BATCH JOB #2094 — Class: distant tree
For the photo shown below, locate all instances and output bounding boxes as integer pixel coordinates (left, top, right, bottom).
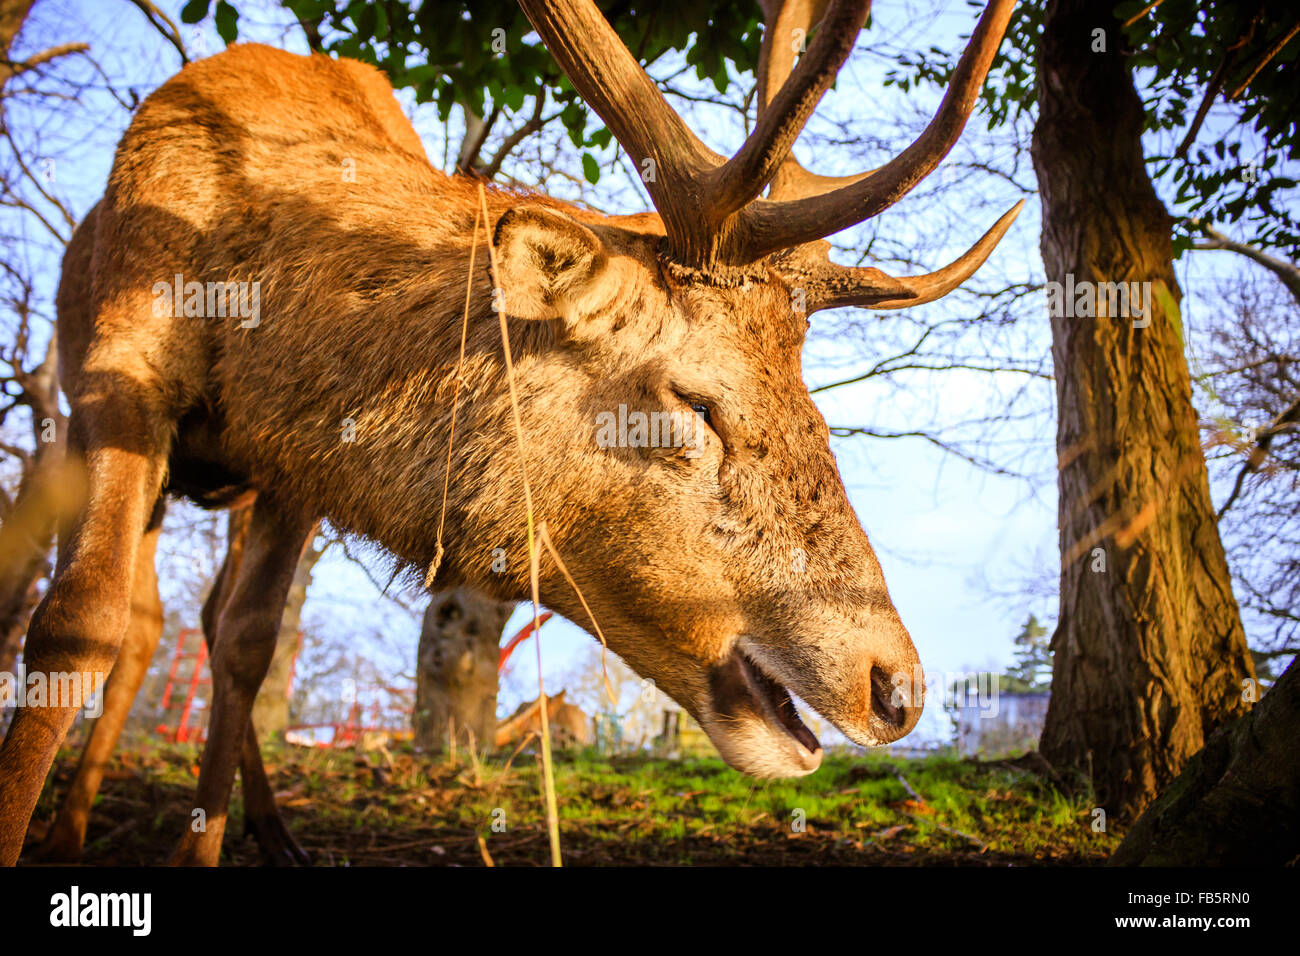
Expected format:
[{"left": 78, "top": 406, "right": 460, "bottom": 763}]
[
  {"left": 413, "top": 588, "right": 513, "bottom": 754},
  {"left": 946, "top": 614, "right": 1052, "bottom": 702},
  {"left": 945, "top": 615, "right": 1052, "bottom": 757},
  {"left": 1004, "top": 614, "right": 1052, "bottom": 693}
]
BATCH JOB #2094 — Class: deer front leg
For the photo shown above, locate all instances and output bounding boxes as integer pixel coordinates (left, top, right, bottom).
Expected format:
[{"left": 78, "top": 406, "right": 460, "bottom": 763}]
[
  {"left": 34, "top": 497, "right": 167, "bottom": 862},
  {"left": 0, "top": 396, "right": 171, "bottom": 866},
  {"left": 196, "top": 504, "right": 311, "bottom": 865},
  {"left": 238, "top": 722, "right": 310, "bottom": 865},
  {"left": 169, "top": 496, "right": 312, "bottom": 866}
]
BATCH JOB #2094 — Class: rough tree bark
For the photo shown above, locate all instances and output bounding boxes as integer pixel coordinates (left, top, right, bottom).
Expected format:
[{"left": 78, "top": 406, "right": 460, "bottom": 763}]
[
  {"left": 250, "top": 533, "right": 322, "bottom": 741},
  {"left": 1032, "top": 0, "right": 1254, "bottom": 821},
  {"left": 0, "top": 0, "right": 51, "bottom": 676},
  {"left": 1111, "top": 659, "right": 1298, "bottom": 866},
  {"left": 413, "top": 588, "right": 512, "bottom": 753},
  {"left": 0, "top": 334, "right": 64, "bottom": 676}
]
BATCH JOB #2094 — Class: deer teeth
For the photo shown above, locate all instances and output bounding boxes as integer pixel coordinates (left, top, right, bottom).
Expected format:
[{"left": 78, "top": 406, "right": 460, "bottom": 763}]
[{"left": 736, "top": 649, "right": 821, "bottom": 755}]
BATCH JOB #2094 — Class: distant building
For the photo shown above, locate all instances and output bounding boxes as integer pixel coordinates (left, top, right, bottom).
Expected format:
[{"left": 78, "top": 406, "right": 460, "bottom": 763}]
[{"left": 952, "top": 691, "right": 1050, "bottom": 757}]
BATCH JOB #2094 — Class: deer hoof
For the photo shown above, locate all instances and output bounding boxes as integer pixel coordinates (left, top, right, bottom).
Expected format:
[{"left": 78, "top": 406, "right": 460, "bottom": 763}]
[
  {"left": 246, "top": 814, "right": 310, "bottom": 866},
  {"left": 31, "top": 826, "right": 85, "bottom": 864}
]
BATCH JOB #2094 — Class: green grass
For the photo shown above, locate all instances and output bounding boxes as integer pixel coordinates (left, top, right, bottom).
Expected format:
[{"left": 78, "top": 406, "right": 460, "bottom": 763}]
[{"left": 30, "top": 740, "right": 1119, "bottom": 866}]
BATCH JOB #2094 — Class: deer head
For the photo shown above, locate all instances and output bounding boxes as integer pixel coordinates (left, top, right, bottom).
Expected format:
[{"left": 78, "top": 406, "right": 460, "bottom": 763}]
[{"left": 434, "top": 0, "right": 1020, "bottom": 777}]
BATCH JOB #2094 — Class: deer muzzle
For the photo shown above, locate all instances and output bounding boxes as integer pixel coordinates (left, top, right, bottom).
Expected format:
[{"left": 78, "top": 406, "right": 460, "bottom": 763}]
[{"left": 698, "top": 624, "right": 924, "bottom": 778}]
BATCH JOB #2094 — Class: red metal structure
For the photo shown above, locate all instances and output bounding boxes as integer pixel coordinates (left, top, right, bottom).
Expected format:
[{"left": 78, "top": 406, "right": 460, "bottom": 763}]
[
  {"left": 155, "top": 629, "right": 305, "bottom": 744},
  {"left": 284, "top": 679, "right": 415, "bottom": 748},
  {"left": 498, "top": 612, "right": 553, "bottom": 672},
  {"left": 155, "top": 628, "right": 209, "bottom": 743}
]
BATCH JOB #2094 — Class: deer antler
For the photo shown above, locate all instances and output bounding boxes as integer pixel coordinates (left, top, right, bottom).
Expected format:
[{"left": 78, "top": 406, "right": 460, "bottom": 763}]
[
  {"left": 517, "top": 0, "right": 1022, "bottom": 301},
  {"left": 772, "top": 201, "right": 1025, "bottom": 310},
  {"left": 519, "top": 0, "right": 874, "bottom": 268},
  {"left": 756, "top": 0, "right": 875, "bottom": 201},
  {"left": 754, "top": 0, "right": 1023, "bottom": 310}
]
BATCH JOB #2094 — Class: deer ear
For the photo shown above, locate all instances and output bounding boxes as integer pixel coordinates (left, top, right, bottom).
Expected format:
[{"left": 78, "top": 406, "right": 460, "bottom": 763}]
[{"left": 492, "top": 206, "right": 611, "bottom": 321}]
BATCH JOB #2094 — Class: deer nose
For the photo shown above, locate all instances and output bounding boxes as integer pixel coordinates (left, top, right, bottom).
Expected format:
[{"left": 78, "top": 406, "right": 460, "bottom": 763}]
[{"left": 868, "top": 660, "right": 924, "bottom": 743}]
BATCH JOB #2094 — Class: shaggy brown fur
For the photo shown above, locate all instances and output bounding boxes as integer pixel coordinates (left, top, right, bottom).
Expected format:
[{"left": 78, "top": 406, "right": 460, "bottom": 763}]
[
  {"left": 34, "top": 207, "right": 299, "bottom": 862},
  {"left": 0, "top": 44, "right": 922, "bottom": 865}
]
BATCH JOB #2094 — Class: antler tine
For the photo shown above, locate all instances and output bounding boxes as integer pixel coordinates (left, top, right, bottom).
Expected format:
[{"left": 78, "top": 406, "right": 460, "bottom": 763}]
[
  {"left": 518, "top": 0, "right": 1018, "bottom": 281},
  {"left": 756, "top": 0, "right": 1023, "bottom": 312},
  {"left": 519, "top": 0, "right": 873, "bottom": 268},
  {"left": 779, "top": 199, "right": 1025, "bottom": 312},
  {"left": 515, "top": 0, "right": 726, "bottom": 257},
  {"left": 873, "top": 199, "right": 1025, "bottom": 308},
  {"left": 743, "top": 0, "right": 1017, "bottom": 259},
  {"left": 706, "top": 0, "right": 872, "bottom": 221},
  {"left": 757, "top": 0, "right": 875, "bottom": 201}
]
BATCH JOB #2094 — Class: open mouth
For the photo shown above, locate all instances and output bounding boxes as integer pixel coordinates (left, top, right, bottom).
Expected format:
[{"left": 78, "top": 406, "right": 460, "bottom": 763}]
[{"left": 709, "top": 645, "right": 822, "bottom": 757}]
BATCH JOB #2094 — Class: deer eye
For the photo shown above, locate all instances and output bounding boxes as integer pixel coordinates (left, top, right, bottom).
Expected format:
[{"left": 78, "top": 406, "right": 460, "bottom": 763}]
[{"left": 671, "top": 387, "right": 715, "bottom": 433}]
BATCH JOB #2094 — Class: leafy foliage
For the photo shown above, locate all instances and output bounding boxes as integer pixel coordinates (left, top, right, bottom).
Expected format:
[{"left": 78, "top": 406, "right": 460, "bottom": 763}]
[
  {"left": 1005, "top": 613, "right": 1052, "bottom": 693},
  {"left": 885, "top": 0, "right": 1300, "bottom": 258}
]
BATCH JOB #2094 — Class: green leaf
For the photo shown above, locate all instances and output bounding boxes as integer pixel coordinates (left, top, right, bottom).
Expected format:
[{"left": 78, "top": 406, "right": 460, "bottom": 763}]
[
  {"left": 503, "top": 83, "right": 526, "bottom": 112},
  {"left": 180, "top": 0, "right": 209, "bottom": 25},
  {"left": 581, "top": 152, "right": 600, "bottom": 185},
  {"left": 214, "top": 1, "right": 239, "bottom": 44},
  {"left": 402, "top": 64, "right": 438, "bottom": 86},
  {"left": 355, "top": 3, "right": 377, "bottom": 41}
]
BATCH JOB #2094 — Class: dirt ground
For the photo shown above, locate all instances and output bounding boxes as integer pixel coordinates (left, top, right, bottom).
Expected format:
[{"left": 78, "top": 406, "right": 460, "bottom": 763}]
[{"left": 23, "top": 741, "right": 1118, "bottom": 866}]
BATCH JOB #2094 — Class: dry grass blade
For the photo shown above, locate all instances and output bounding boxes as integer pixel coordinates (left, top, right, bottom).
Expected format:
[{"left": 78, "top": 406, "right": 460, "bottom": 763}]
[
  {"left": 536, "top": 521, "right": 616, "bottom": 705},
  {"left": 501, "top": 730, "right": 538, "bottom": 777},
  {"left": 425, "top": 201, "right": 483, "bottom": 588},
  {"left": 476, "top": 183, "right": 562, "bottom": 868}
]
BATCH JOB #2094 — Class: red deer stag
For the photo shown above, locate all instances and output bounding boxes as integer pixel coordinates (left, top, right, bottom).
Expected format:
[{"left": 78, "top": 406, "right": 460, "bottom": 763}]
[{"left": 0, "top": 0, "right": 1019, "bottom": 865}]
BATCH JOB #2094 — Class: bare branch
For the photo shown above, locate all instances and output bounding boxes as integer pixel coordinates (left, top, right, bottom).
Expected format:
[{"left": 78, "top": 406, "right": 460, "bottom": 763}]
[
  {"left": 1216, "top": 393, "right": 1300, "bottom": 518},
  {"left": 455, "top": 103, "right": 501, "bottom": 175},
  {"left": 1194, "top": 224, "right": 1300, "bottom": 307},
  {"left": 0, "top": 41, "right": 88, "bottom": 83},
  {"left": 127, "top": 0, "right": 189, "bottom": 66},
  {"left": 481, "top": 91, "right": 553, "bottom": 181}
]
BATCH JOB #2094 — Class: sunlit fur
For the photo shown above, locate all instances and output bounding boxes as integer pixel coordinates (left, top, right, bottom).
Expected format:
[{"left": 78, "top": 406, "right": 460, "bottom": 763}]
[{"left": 64, "top": 43, "right": 923, "bottom": 778}]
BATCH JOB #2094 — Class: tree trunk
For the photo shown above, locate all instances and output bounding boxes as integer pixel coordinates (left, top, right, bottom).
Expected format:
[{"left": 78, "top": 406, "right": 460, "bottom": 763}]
[
  {"left": 250, "top": 532, "right": 322, "bottom": 741},
  {"left": 1032, "top": 0, "right": 1254, "bottom": 821},
  {"left": 0, "top": 333, "right": 64, "bottom": 675},
  {"left": 0, "top": 2, "right": 55, "bottom": 672},
  {"left": 413, "top": 588, "right": 512, "bottom": 754},
  {"left": 1111, "top": 659, "right": 1298, "bottom": 866}
]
